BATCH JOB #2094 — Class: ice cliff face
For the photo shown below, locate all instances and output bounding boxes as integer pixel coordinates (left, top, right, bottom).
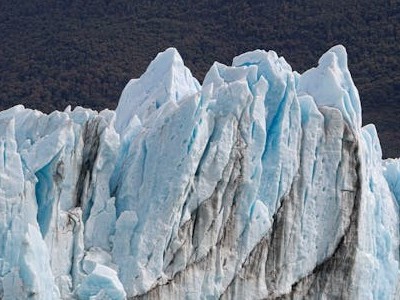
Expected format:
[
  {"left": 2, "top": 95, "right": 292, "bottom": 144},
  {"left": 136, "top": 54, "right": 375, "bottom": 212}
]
[{"left": 0, "top": 46, "right": 399, "bottom": 299}]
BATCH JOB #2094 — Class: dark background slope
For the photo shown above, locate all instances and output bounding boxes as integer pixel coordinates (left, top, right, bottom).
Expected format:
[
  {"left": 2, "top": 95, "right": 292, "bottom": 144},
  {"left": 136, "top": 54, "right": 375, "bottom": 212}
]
[{"left": 0, "top": 0, "right": 399, "bottom": 157}]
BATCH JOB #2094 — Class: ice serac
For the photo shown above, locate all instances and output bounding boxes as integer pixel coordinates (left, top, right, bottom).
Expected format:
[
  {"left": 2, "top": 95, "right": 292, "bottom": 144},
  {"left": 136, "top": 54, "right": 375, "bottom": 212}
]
[
  {"left": 115, "top": 47, "right": 200, "bottom": 133},
  {"left": 0, "top": 46, "right": 399, "bottom": 299}
]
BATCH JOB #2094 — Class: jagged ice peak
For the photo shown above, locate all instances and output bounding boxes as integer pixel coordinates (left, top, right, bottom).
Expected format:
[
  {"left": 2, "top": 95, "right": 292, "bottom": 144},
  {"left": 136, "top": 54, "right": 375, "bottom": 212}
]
[{"left": 0, "top": 45, "right": 398, "bottom": 299}]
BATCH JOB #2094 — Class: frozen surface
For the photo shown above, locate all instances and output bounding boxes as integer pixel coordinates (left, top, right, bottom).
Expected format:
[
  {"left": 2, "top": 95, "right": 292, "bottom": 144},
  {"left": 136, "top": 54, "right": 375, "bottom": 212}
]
[{"left": 0, "top": 46, "right": 398, "bottom": 299}]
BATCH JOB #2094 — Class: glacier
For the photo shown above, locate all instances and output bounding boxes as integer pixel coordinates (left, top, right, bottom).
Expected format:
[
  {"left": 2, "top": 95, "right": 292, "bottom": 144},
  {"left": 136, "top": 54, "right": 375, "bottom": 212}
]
[{"left": 0, "top": 45, "right": 399, "bottom": 299}]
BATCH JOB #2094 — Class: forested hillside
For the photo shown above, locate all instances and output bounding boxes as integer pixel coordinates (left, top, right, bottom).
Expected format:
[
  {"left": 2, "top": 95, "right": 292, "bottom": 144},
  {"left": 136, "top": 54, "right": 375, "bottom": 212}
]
[{"left": 0, "top": 0, "right": 399, "bottom": 157}]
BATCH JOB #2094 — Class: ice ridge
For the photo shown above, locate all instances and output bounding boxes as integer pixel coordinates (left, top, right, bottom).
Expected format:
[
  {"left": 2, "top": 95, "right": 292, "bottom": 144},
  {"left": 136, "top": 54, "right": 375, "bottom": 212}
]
[{"left": 0, "top": 46, "right": 398, "bottom": 299}]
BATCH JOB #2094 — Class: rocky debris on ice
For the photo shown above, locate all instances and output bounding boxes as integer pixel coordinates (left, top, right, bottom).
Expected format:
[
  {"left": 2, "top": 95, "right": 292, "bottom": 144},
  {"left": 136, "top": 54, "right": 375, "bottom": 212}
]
[{"left": 0, "top": 46, "right": 399, "bottom": 299}]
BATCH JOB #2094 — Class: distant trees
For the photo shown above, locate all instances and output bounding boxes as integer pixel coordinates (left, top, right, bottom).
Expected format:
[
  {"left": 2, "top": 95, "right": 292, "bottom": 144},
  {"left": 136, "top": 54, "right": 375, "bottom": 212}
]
[{"left": 0, "top": 0, "right": 399, "bottom": 156}]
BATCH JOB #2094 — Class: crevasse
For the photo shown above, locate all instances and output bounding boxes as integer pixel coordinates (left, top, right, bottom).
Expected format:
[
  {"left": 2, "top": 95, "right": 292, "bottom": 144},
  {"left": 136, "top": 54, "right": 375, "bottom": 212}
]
[{"left": 0, "top": 46, "right": 398, "bottom": 299}]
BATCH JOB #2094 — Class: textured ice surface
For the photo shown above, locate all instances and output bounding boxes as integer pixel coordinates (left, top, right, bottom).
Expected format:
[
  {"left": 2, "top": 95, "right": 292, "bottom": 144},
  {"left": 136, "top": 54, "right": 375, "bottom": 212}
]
[{"left": 0, "top": 46, "right": 399, "bottom": 299}]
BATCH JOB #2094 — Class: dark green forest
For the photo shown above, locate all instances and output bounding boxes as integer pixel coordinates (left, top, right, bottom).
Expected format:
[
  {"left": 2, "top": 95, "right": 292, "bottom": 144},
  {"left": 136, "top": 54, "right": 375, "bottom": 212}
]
[{"left": 0, "top": 0, "right": 399, "bottom": 157}]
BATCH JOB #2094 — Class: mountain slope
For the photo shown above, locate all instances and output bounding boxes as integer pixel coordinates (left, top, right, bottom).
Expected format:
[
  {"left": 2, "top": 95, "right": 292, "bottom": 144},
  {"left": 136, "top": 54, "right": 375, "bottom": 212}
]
[{"left": 0, "top": 0, "right": 399, "bottom": 157}]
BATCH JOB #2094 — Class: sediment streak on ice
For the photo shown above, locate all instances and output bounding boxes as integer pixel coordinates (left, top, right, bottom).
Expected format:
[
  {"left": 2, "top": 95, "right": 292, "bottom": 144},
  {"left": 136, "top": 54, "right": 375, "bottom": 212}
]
[{"left": 0, "top": 46, "right": 398, "bottom": 299}]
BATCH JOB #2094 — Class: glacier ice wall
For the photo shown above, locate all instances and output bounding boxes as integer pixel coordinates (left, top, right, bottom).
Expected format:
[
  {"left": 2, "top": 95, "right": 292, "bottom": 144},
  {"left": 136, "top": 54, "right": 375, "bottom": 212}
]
[{"left": 0, "top": 46, "right": 399, "bottom": 299}]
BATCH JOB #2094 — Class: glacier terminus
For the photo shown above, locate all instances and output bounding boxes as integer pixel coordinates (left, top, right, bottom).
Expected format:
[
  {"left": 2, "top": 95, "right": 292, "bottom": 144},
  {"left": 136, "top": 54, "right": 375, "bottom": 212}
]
[{"left": 0, "top": 45, "right": 399, "bottom": 299}]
